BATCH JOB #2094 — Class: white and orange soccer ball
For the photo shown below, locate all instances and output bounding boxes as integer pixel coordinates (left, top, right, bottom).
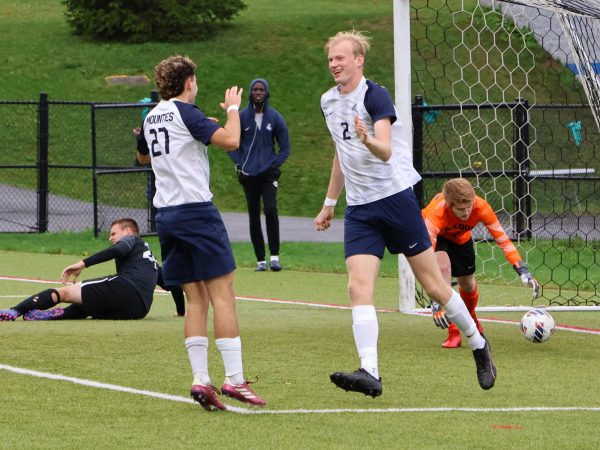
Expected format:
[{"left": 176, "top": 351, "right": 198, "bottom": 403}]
[{"left": 520, "top": 308, "right": 555, "bottom": 343}]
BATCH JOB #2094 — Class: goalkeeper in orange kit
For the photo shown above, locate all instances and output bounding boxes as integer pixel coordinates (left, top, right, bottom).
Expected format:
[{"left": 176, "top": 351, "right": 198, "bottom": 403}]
[{"left": 421, "top": 178, "right": 539, "bottom": 348}]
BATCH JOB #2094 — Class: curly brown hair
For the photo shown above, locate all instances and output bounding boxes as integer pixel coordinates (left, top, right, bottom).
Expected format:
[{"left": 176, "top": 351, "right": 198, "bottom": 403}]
[{"left": 154, "top": 55, "right": 196, "bottom": 100}]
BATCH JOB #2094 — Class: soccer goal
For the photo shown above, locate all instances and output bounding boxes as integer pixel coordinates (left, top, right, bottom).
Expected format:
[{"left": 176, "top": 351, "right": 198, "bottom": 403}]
[{"left": 395, "top": 0, "right": 600, "bottom": 312}]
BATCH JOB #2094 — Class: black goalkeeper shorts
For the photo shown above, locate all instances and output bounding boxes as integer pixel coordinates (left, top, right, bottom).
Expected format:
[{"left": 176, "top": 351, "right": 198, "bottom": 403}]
[{"left": 435, "top": 236, "right": 476, "bottom": 277}]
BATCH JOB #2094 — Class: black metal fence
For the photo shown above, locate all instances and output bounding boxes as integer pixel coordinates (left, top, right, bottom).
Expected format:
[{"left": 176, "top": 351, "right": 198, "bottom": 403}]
[
  {"left": 0, "top": 92, "right": 158, "bottom": 235},
  {"left": 92, "top": 98, "right": 159, "bottom": 235}
]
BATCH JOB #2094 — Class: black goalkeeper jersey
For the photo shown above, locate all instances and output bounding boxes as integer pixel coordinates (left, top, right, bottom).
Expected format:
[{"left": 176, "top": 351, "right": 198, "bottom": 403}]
[{"left": 82, "top": 235, "right": 158, "bottom": 310}]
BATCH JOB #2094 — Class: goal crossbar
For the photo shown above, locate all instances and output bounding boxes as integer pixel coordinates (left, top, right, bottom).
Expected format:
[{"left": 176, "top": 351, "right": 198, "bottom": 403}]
[{"left": 500, "top": 0, "right": 600, "bottom": 19}]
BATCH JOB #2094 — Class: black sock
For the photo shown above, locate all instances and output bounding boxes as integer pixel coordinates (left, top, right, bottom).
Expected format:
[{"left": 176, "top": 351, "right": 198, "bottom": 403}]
[
  {"left": 170, "top": 286, "right": 186, "bottom": 316},
  {"left": 12, "top": 289, "right": 60, "bottom": 314}
]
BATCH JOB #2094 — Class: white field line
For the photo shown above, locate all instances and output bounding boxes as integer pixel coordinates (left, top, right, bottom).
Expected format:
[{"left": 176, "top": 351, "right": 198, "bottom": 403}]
[
  {"left": 1, "top": 363, "right": 599, "bottom": 415},
  {"left": 2, "top": 275, "right": 599, "bottom": 334}
]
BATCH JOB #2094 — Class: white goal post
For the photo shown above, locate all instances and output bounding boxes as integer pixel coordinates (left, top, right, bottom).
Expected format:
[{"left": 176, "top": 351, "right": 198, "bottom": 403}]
[
  {"left": 394, "top": 0, "right": 600, "bottom": 312},
  {"left": 393, "top": 0, "right": 416, "bottom": 313}
]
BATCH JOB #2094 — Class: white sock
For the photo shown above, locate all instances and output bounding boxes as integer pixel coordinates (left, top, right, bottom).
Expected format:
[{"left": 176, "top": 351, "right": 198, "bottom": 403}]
[
  {"left": 185, "top": 336, "right": 211, "bottom": 385},
  {"left": 270, "top": 255, "right": 279, "bottom": 262},
  {"left": 216, "top": 337, "right": 244, "bottom": 385},
  {"left": 352, "top": 305, "right": 379, "bottom": 379},
  {"left": 443, "top": 291, "right": 485, "bottom": 350}
]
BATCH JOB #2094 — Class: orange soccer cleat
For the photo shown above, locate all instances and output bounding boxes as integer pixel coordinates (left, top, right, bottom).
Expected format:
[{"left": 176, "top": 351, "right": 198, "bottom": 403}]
[{"left": 442, "top": 323, "right": 462, "bottom": 348}]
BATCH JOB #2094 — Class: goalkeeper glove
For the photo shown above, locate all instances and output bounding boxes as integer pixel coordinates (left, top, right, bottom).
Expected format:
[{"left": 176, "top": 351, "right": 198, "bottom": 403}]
[
  {"left": 431, "top": 301, "right": 451, "bottom": 329},
  {"left": 513, "top": 261, "right": 540, "bottom": 299}
]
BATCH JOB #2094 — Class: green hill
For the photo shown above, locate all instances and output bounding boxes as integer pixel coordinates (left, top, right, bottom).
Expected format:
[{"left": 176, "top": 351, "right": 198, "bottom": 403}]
[{"left": 0, "top": 0, "right": 397, "bottom": 216}]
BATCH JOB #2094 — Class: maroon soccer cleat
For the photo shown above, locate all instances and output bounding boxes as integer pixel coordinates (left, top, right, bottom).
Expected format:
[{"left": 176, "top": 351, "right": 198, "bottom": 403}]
[
  {"left": 221, "top": 379, "right": 266, "bottom": 407},
  {"left": 190, "top": 384, "right": 226, "bottom": 411}
]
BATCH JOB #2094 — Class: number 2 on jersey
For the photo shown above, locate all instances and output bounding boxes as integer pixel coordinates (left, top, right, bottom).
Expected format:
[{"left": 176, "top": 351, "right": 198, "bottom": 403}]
[
  {"left": 340, "top": 122, "right": 352, "bottom": 141},
  {"left": 149, "top": 127, "right": 170, "bottom": 157}
]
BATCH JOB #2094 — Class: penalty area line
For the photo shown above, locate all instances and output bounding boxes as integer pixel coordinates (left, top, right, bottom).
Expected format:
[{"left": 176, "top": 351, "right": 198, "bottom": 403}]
[{"left": 1, "top": 364, "right": 599, "bottom": 415}]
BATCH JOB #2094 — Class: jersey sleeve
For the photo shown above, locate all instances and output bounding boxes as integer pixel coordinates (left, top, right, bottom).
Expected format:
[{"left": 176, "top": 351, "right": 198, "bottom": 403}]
[
  {"left": 364, "top": 81, "right": 397, "bottom": 125},
  {"left": 83, "top": 236, "right": 135, "bottom": 267},
  {"left": 479, "top": 200, "right": 522, "bottom": 265},
  {"left": 176, "top": 103, "right": 221, "bottom": 146}
]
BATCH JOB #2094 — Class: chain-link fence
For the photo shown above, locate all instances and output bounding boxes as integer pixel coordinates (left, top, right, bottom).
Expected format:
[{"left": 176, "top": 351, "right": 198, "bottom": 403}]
[
  {"left": 410, "top": 0, "right": 600, "bottom": 306},
  {"left": 0, "top": 93, "right": 157, "bottom": 234}
]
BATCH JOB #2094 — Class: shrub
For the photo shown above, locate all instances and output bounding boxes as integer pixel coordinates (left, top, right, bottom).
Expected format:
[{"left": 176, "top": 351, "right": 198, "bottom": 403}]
[{"left": 63, "top": 0, "right": 246, "bottom": 43}]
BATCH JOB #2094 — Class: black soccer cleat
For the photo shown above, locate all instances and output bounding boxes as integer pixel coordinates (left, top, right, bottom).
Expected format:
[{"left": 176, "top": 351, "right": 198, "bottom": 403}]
[
  {"left": 330, "top": 368, "right": 382, "bottom": 398},
  {"left": 472, "top": 337, "right": 497, "bottom": 390}
]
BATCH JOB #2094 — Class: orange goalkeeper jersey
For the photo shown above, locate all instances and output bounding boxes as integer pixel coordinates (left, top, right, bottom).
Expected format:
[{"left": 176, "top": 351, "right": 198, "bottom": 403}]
[{"left": 421, "top": 193, "right": 522, "bottom": 265}]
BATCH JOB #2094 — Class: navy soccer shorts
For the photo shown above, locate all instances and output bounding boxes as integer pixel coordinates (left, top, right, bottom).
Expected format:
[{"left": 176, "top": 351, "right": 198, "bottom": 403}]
[
  {"left": 156, "top": 202, "right": 236, "bottom": 285},
  {"left": 344, "top": 188, "right": 431, "bottom": 259}
]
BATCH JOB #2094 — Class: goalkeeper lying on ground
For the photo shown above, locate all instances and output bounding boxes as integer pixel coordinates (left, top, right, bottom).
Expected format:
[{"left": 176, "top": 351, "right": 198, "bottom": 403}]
[
  {"left": 422, "top": 178, "right": 539, "bottom": 348},
  {"left": 0, "top": 217, "right": 184, "bottom": 321}
]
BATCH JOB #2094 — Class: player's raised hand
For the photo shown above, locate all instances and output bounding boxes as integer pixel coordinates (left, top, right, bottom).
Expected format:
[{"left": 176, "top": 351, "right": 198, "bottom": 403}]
[
  {"left": 220, "top": 86, "right": 243, "bottom": 111},
  {"left": 61, "top": 260, "right": 85, "bottom": 284},
  {"left": 354, "top": 116, "right": 369, "bottom": 145}
]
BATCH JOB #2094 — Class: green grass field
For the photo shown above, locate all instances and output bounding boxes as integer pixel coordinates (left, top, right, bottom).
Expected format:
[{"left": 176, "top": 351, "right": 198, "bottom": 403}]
[
  {"left": 1, "top": 250, "right": 599, "bottom": 449},
  {"left": 1, "top": 2, "right": 599, "bottom": 446}
]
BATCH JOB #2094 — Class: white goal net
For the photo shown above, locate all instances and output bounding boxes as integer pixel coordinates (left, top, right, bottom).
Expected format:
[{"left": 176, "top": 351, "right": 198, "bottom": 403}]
[{"left": 396, "top": 0, "right": 600, "bottom": 312}]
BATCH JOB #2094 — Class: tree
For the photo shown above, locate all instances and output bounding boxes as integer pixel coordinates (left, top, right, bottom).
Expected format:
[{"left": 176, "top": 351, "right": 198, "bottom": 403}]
[{"left": 63, "top": 0, "right": 247, "bottom": 43}]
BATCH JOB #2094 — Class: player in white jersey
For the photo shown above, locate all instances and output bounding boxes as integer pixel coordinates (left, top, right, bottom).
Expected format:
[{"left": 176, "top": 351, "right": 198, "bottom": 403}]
[
  {"left": 137, "top": 55, "right": 265, "bottom": 411},
  {"left": 314, "top": 31, "right": 496, "bottom": 396}
]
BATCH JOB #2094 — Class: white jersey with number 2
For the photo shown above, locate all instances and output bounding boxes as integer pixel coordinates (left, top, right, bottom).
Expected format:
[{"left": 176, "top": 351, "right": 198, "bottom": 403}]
[{"left": 321, "top": 77, "right": 421, "bottom": 206}]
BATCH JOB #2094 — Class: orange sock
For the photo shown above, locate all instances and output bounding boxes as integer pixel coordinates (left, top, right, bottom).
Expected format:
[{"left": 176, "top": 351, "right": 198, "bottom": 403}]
[
  {"left": 459, "top": 284, "right": 483, "bottom": 333},
  {"left": 459, "top": 285, "right": 479, "bottom": 315}
]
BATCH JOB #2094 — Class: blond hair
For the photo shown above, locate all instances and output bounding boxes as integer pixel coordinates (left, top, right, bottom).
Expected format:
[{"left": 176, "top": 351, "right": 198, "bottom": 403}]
[
  {"left": 324, "top": 30, "right": 371, "bottom": 57},
  {"left": 154, "top": 55, "right": 196, "bottom": 100},
  {"left": 443, "top": 178, "right": 475, "bottom": 205}
]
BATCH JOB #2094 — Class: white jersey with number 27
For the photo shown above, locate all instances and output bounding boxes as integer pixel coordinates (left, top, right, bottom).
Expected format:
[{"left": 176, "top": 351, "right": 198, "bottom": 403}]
[{"left": 139, "top": 99, "right": 220, "bottom": 208}]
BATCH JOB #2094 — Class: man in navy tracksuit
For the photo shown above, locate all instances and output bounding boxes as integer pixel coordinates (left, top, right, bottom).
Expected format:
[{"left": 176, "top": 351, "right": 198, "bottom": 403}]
[{"left": 229, "top": 78, "right": 291, "bottom": 272}]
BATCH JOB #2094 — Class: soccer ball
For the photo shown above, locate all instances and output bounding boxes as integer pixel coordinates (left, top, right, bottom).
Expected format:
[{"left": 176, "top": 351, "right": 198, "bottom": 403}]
[{"left": 520, "top": 308, "right": 555, "bottom": 343}]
